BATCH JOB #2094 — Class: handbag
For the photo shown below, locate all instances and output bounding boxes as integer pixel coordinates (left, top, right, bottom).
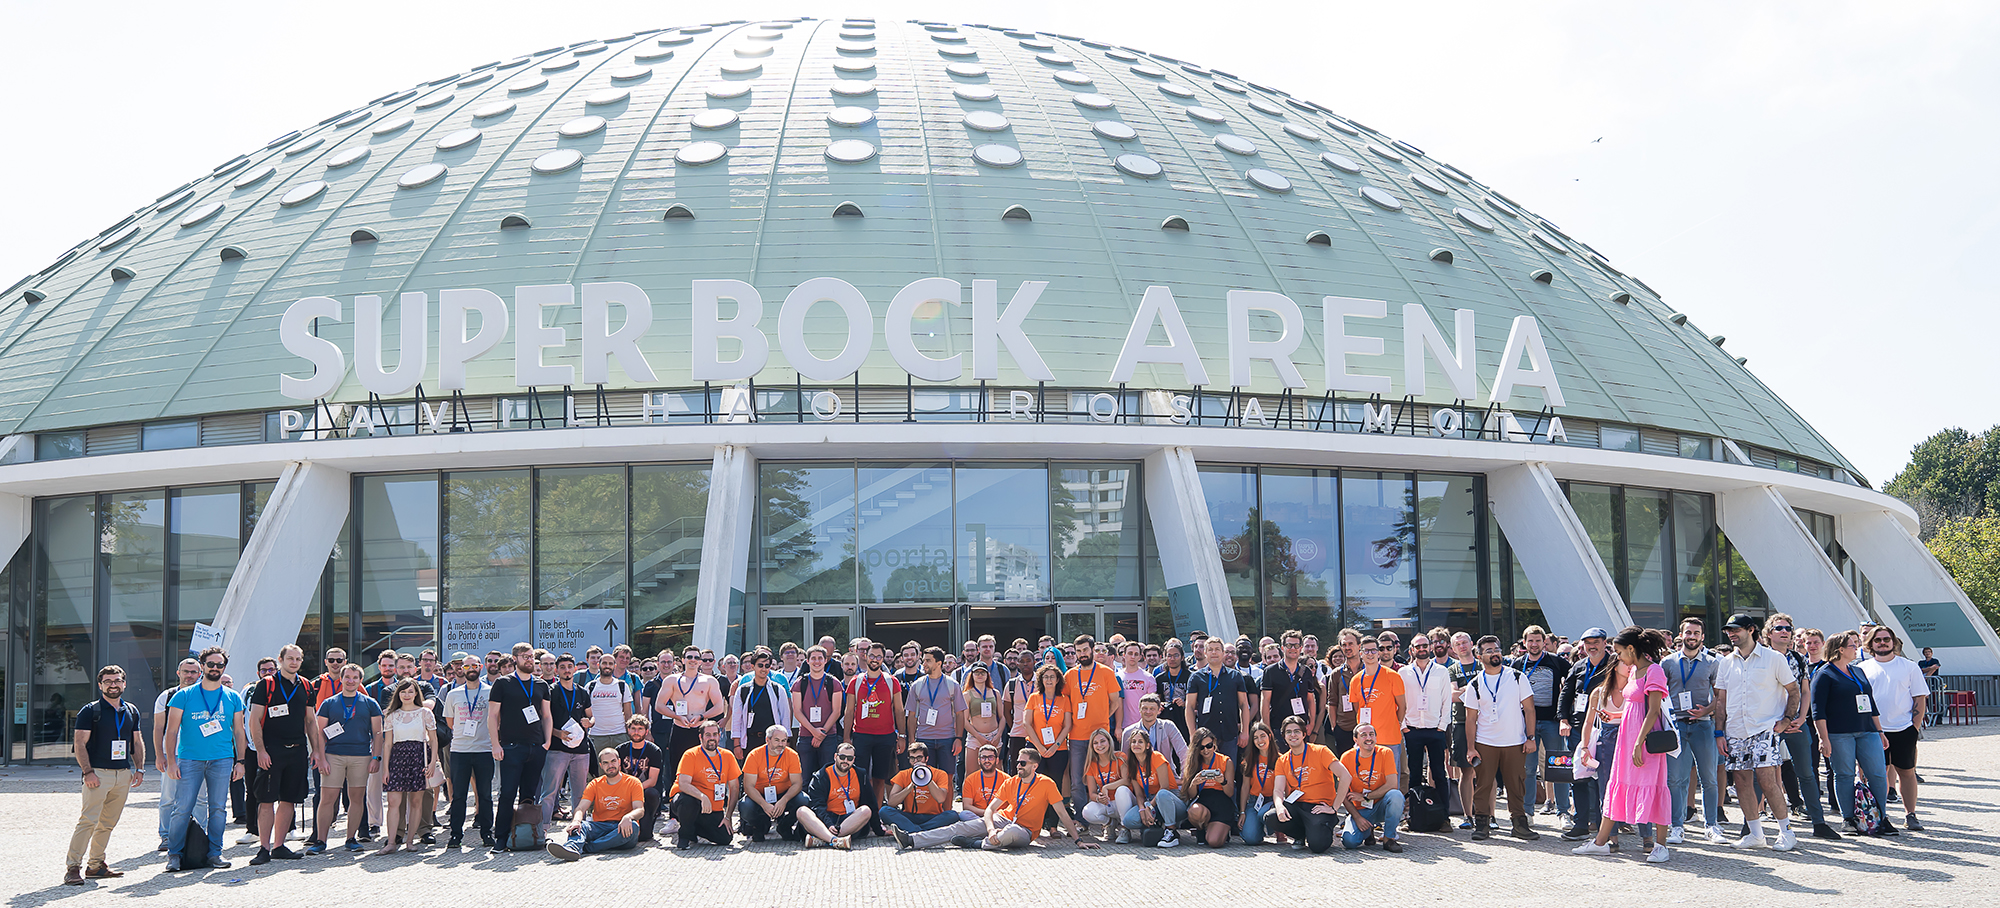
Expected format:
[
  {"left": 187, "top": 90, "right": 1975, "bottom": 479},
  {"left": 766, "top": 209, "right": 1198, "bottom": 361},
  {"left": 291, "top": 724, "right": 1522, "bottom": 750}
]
[
  {"left": 1644, "top": 708, "right": 1681, "bottom": 756},
  {"left": 1542, "top": 747, "right": 1575, "bottom": 784},
  {"left": 425, "top": 759, "right": 447, "bottom": 789}
]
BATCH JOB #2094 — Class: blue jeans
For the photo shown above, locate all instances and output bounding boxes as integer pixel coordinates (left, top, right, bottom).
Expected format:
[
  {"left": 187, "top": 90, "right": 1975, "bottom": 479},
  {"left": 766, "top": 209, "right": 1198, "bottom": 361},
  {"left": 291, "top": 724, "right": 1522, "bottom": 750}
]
[
  {"left": 1342, "top": 789, "right": 1405, "bottom": 847},
  {"left": 169, "top": 758, "right": 233, "bottom": 862},
  {"left": 1826, "top": 731, "right": 1890, "bottom": 824},
  {"left": 566, "top": 819, "right": 637, "bottom": 853},
  {"left": 797, "top": 731, "right": 841, "bottom": 783},
  {"left": 1240, "top": 796, "right": 1273, "bottom": 844},
  {"left": 1525, "top": 719, "right": 1571, "bottom": 813},
  {"left": 917, "top": 738, "right": 959, "bottom": 780},
  {"left": 1779, "top": 728, "right": 1826, "bottom": 824},
  {"left": 1668, "top": 717, "right": 1719, "bottom": 829},
  {"left": 879, "top": 805, "right": 967, "bottom": 832},
  {"left": 1122, "top": 789, "right": 1185, "bottom": 830}
]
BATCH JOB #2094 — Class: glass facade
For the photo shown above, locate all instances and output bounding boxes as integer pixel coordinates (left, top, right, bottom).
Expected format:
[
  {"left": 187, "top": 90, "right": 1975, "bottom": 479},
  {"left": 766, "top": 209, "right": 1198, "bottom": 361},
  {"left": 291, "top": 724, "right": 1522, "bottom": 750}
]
[{"left": 1561, "top": 482, "right": 1725, "bottom": 639}]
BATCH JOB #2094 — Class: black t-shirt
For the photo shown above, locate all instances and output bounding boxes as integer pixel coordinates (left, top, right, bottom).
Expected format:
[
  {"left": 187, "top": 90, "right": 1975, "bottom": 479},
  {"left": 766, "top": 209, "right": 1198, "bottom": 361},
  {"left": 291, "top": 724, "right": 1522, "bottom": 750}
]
[
  {"left": 1263, "top": 662, "right": 1317, "bottom": 726},
  {"left": 738, "top": 680, "right": 779, "bottom": 736},
  {"left": 250, "top": 673, "right": 313, "bottom": 747},
  {"left": 490, "top": 674, "right": 550, "bottom": 747},
  {"left": 641, "top": 678, "right": 665, "bottom": 725},
  {"left": 547, "top": 681, "right": 594, "bottom": 755},
  {"left": 1918, "top": 658, "right": 1941, "bottom": 675},
  {"left": 893, "top": 668, "right": 923, "bottom": 691},
  {"left": 76, "top": 698, "right": 141, "bottom": 770},
  {"left": 617, "top": 740, "right": 666, "bottom": 789},
  {"left": 1191, "top": 667, "right": 1245, "bottom": 739}
]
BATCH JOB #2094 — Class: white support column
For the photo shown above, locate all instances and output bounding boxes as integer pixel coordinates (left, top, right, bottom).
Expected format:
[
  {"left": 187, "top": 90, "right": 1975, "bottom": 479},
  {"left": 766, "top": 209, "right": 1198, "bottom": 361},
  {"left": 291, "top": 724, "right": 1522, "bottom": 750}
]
[
  {"left": 1143, "top": 446, "right": 1237, "bottom": 640},
  {"left": 212, "top": 461, "right": 350, "bottom": 677},
  {"left": 694, "top": 445, "right": 757, "bottom": 654},
  {"left": 1717, "top": 485, "right": 1874, "bottom": 637},
  {"left": 1487, "top": 463, "right": 1631, "bottom": 633},
  {"left": 0, "top": 436, "right": 27, "bottom": 571},
  {"left": 1839, "top": 509, "right": 2000, "bottom": 674}
]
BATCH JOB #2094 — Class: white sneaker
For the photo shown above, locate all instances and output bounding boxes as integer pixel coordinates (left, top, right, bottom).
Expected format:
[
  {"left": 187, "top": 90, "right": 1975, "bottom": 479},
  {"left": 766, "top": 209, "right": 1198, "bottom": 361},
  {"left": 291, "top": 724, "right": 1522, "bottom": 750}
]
[
  {"left": 1647, "top": 844, "right": 1670, "bottom": 863},
  {"left": 1571, "top": 841, "right": 1612, "bottom": 855},
  {"left": 237, "top": 833, "right": 259, "bottom": 844},
  {"left": 1734, "top": 829, "right": 1767, "bottom": 850},
  {"left": 1114, "top": 828, "right": 1130, "bottom": 844},
  {"left": 1665, "top": 826, "right": 1685, "bottom": 845},
  {"left": 1773, "top": 827, "right": 1797, "bottom": 852},
  {"left": 1706, "top": 828, "right": 1727, "bottom": 845},
  {"left": 1157, "top": 829, "right": 1179, "bottom": 848}
]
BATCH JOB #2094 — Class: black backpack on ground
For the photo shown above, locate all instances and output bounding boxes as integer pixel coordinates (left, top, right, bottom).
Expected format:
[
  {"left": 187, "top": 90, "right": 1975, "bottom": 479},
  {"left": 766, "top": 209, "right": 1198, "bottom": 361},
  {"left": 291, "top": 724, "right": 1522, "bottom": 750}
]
[
  {"left": 180, "top": 819, "right": 213, "bottom": 869},
  {"left": 1407, "top": 783, "right": 1449, "bottom": 833}
]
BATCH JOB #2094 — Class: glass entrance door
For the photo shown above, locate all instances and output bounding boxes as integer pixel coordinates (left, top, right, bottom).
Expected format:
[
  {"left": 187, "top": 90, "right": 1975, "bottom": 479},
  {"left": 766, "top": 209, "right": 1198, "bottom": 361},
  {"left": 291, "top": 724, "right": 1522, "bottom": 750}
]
[
  {"left": 1054, "top": 603, "right": 1144, "bottom": 643},
  {"left": 960, "top": 604, "right": 1049, "bottom": 651},
  {"left": 763, "top": 607, "right": 855, "bottom": 651},
  {"left": 864, "top": 606, "right": 952, "bottom": 653}
]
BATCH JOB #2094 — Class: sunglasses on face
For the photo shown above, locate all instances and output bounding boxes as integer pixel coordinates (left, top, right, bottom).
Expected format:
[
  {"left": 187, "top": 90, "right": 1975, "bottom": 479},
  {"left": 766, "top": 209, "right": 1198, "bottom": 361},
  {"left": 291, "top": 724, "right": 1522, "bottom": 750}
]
[
  {"left": 1199, "top": 742, "right": 1216, "bottom": 750},
  {"left": 835, "top": 755, "right": 854, "bottom": 762},
  {"left": 327, "top": 658, "right": 347, "bottom": 664},
  {"left": 1770, "top": 626, "right": 1793, "bottom": 633},
  {"left": 203, "top": 662, "right": 226, "bottom": 669},
  {"left": 1016, "top": 761, "right": 1033, "bottom": 769}
]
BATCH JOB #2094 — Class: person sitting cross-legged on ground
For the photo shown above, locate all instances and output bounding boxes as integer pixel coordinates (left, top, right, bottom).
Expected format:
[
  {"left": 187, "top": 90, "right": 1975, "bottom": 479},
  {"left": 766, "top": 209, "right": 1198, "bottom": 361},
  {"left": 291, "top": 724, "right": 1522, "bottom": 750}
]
[
  {"left": 1339, "top": 723, "right": 1405, "bottom": 853},
  {"left": 795, "top": 741, "right": 872, "bottom": 850},
  {"left": 880, "top": 741, "right": 967, "bottom": 834},
  {"left": 547, "top": 748, "right": 647, "bottom": 860},
  {"left": 886, "top": 747, "right": 1100, "bottom": 851}
]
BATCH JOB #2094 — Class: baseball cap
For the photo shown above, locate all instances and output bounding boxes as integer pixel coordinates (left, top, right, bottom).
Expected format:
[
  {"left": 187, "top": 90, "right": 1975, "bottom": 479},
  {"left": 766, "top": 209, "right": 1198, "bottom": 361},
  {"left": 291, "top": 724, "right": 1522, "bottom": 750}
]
[{"left": 1724, "top": 613, "right": 1763, "bottom": 631}]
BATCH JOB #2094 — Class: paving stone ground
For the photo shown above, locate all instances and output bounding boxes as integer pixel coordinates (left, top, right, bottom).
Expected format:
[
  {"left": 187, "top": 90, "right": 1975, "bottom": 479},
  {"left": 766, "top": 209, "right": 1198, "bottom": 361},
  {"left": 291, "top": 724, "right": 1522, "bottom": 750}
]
[{"left": 5, "top": 723, "right": 1997, "bottom": 907}]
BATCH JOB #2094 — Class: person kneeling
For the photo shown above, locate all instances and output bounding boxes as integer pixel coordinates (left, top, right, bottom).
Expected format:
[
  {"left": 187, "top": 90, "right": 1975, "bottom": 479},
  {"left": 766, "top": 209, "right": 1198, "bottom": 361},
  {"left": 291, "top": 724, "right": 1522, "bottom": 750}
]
[
  {"left": 795, "top": 742, "right": 871, "bottom": 850},
  {"left": 548, "top": 748, "right": 645, "bottom": 860},
  {"left": 1269, "top": 716, "right": 1353, "bottom": 854},
  {"left": 1340, "top": 724, "right": 1405, "bottom": 853},
  {"left": 669, "top": 721, "right": 739, "bottom": 850}
]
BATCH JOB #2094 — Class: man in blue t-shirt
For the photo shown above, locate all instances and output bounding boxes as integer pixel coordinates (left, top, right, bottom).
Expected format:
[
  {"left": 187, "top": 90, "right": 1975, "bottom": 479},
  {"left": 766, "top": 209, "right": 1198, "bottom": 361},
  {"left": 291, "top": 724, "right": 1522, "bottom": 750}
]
[
  {"left": 309, "top": 664, "right": 384, "bottom": 853},
  {"left": 162, "top": 646, "right": 247, "bottom": 872}
]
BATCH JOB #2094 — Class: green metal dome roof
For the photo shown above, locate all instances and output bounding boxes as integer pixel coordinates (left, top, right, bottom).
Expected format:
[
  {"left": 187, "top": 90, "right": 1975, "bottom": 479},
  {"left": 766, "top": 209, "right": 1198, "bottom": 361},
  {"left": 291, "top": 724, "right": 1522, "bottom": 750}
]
[{"left": 0, "top": 18, "right": 1854, "bottom": 475}]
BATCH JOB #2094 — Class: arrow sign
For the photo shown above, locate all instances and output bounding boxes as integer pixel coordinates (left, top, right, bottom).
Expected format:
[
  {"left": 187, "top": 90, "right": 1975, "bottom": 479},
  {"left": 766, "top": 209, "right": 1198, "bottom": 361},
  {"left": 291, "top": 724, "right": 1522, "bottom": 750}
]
[{"left": 604, "top": 617, "right": 620, "bottom": 632}]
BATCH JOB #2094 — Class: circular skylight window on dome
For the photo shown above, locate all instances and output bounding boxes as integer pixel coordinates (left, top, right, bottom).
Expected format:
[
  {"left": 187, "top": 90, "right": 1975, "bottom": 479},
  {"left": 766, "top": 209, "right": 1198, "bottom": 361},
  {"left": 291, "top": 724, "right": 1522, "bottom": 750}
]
[
  {"left": 720, "top": 61, "right": 761, "bottom": 75},
  {"left": 179, "top": 201, "right": 224, "bottom": 228},
  {"left": 1532, "top": 232, "right": 1569, "bottom": 254},
  {"left": 1439, "top": 164, "right": 1473, "bottom": 184},
  {"left": 972, "top": 144, "right": 1023, "bottom": 168},
  {"left": 840, "top": 30, "right": 873, "bottom": 40},
  {"left": 937, "top": 46, "right": 977, "bottom": 58},
  {"left": 1160, "top": 83, "right": 1195, "bottom": 99},
  {"left": 834, "top": 60, "right": 874, "bottom": 74},
  {"left": 586, "top": 88, "right": 630, "bottom": 106},
  {"left": 1249, "top": 98, "right": 1287, "bottom": 116},
  {"left": 932, "top": 33, "right": 967, "bottom": 43},
  {"left": 831, "top": 80, "right": 875, "bottom": 97},
  {"left": 838, "top": 43, "right": 876, "bottom": 56},
  {"left": 660, "top": 35, "right": 694, "bottom": 46},
  {"left": 1092, "top": 120, "right": 1138, "bottom": 141},
  {"left": 611, "top": 66, "right": 652, "bottom": 81},
  {"left": 1054, "top": 71, "right": 1093, "bottom": 86},
  {"left": 1247, "top": 169, "right": 1292, "bottom": 193},
  {"left": 1453, "top": 207, "right": 1497, "bottom": 231},
  {"left": 1036, "top": 53, "right": 1075, "bottom": 66},
  {"left": 680, "top": 25, "right": 712, "bottom": 34},
  {"left": 284, "top": 135, "right": 325, "bottom": 156},
  {"left": 692, "top": 109, "right": 739, "bottom": 130},
  {"left": 572, "top": 43, "right": 607, "bottom": 56},
  {"left": 1186, "top": 106, "right": 1228, "bottom": 124},
  {"left": 954, "top": 85, "right": 998, "bottom": 101},
  {"left": 736, "top": 46, "right": 775, "bottom": 58},
  {"left": 371, "top": 116, "right": 413, "bottom": 136},
  {"left": 1410, "top": 171, "right": 1450, "bottom": 194},
  {"left": 532, "top": 149, "right": 584, "bottom": 175},
  {"left": 706, "top": 83, "right": 751, "bottom": 100},
  {"left": 416, "top": 92, "right": 454, "bottom": 110},
  {"left": 336, "top": 109, "right": 372, "bottom": 127},
  {"left": 828, "top": 106, "right": 875, "bottom": 127},
  {"left": 1019, "top": 39, "right": 1054, "bottom": 50},
  {"left": 1215, "top": 134, "right": 1258, "bottom": 156},
  {"left": 559, "top": 116, "right": 607, "bottom": 138},
  {"left": 963, "top": 111, "right": 1010, "bottom": 132},
  {"left": 457, "top": 72, "right": 494, "bottom": 88},
  {"left": 947, "top": 63, "right": 987, "bottom": 78},
  {"left": 1072, "top": 93, "right": 1115, "bottom": 110},
  {"left": 1360, "top": 185, "right": 1404, "bottom": 210},
  {"left": 233, "top": 164, "right": 275, "bottom": 189},
  {"left": 1214, "top": 81, "right": 1248, "bottom": 94},
  {"left": 1115, "top": 153, "right": 1164, "bottom": 179},
  {"left": 474, "top": 101, "right": 516, "bottom": 119},
  {"left": 1131, "top": 65, "right": 1167, "bottom": 78},
  {"left": 398, "top": 162, "right": 448, "bottom": 189},
  {"left": 326, "top": 146, "right": 370, "bottom": 169},
  {"left": 1324, "top": 117, "right": 1360, "bottom": 136},
  {"left": 1284, "top": 123, "right": 1322, "bottom": 143},
  {"left": 280, "top": 180, "right": 328, "bottom": 208},
  {"left": 676, "top": 141, "right": 729, "bottom": 166},
  {"left": 1366, "top": 143, "right": 1402, "bottom": 162},
  {"left": 1105, "top": 49, "right": 1139, "bottom": 62},
  {"left": 98, "top": 223, "right": 140, "bottom": 251},
  {"left": 824, "top": 139, "right": 877, "bottom": 164},
  {"left": 543, "top": 58, "right": 580, "bottom": 73},
  {"left": 635, "top": 49, "right": 673, "bottom": 63},
  {"left": 508, "top": 77, "right": 548, "bottom": 93},
  {"left": 1485, "top": 196, "right": 1520, "bottom": 218}
]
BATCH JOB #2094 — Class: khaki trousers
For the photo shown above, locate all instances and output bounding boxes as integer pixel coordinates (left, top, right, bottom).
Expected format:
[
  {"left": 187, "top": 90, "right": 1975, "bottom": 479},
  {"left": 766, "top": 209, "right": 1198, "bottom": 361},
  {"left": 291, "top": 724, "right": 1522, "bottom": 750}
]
[
  {"left": 1471, "top": 743, "right": 1528, "bottom": 821},
  {"left": 69, "top": 768, "right": 134, "bottom": 866}
]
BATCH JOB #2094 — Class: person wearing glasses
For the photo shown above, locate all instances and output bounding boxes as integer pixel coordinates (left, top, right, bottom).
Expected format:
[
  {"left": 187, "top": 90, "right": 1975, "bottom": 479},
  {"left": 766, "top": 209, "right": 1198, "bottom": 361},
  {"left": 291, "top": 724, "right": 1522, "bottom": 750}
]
[
  {"left": 1813, "top": 630, "right": 1893, "bottom": 835},
  {"left": 1180, "top": 727, "right": 1236, "bottom": 848},
  {"left": 892, "top": 747, "right": 1098, "bottom": 851},
  {"left": 880, "top": 740, "right": 963, "bottom": 834},
  {"left": 161, "top": 647, "right": 247, "bottom": 872},
  {"left": 65, "top": 664, "right": 145, "bottom": 886},
  {"left": 671, "top": 721, "right": 740, "bottom": 849},
  {"left": 1764, "top": 615, "right": 1838, "bottom": 840},
  {"left": 443, "top": 656, "right": 495, "bottom": 849},
  {"left": 1269, "top": 715, "right": 1352, "bottom": 854},
  {"left": 796, "top": 741, "right": 870, "bottom": 849},
  {"left": 312, "top": 649, "right": 348, "bottom": 708}
]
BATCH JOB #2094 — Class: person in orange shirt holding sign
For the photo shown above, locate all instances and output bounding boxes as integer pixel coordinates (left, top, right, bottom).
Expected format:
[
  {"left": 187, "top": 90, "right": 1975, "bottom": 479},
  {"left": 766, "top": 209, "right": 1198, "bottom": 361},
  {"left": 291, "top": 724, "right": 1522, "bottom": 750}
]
[
  {"left": 1348, "top": 636, "right": 1409, "bottom": 776},
  {"left": 736, "top": 724, "right": 803, "bottom": 843},
  {"left": 546, "top": 748, "right": 646, "bottom": 860},
  {"left": 796, "top": 742, "right": 871, "bottom": 849},
  {"left": 881, "top": 741, "right": 963, "bottom": 833},
  {"left": 1064, "top": 635, "right": 1125, "bottom": 811},
  {"left": 669, "top": 722, "right": 739, "bottom": 850},
  {"left": 1181, "top": 727, "right": 1238, "bottom": 848},
  {"left": 1339, "top": 723, "right": 1406, "bottom": 853},
  {"left": 1271, "top": 715, "right": 1353, "bottom": 854}
]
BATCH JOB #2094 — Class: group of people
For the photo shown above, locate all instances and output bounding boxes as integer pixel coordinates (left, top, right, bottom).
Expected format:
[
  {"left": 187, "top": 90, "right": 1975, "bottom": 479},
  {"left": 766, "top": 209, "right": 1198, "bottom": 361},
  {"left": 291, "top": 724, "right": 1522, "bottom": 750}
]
[{"left": 61, "top": 612, "right": 1934, "bottom": 882}]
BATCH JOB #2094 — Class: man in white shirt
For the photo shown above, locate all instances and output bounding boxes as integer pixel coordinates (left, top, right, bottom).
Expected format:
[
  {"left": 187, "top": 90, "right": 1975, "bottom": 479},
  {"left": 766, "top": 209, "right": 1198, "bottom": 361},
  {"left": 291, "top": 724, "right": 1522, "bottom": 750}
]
[
  {"left": 152, "top": 659, "right": 201, "bottom": 850},
  {"left": 1713, "top": 613, "right": 1799, "bottom": 851},
  {"left": 1858, "top": 625, "right": 1928, "bottom": 831},
  {"left": 444, "top": 656, "right": 495, "bottom": 848},
  {"left": 1398, "top": 634, "right": 1452, "bottom": 794},
  {"left": 1461, "top": 636, "right": 1538, "bottom": 842}
]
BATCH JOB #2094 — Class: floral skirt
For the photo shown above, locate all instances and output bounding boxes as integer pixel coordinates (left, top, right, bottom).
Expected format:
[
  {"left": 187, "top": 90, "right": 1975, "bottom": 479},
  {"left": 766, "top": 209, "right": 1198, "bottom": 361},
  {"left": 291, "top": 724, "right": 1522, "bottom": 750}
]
[{"left": 385, "top": 740, "right": 429, "bottom": 792}]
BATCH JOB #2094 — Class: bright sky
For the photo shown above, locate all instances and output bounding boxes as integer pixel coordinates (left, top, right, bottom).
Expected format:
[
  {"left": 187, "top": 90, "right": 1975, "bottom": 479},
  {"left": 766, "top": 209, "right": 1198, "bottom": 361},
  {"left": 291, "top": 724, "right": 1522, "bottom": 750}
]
[{"left": 3, "top": 0, "right": 1994, "bottom": 486}]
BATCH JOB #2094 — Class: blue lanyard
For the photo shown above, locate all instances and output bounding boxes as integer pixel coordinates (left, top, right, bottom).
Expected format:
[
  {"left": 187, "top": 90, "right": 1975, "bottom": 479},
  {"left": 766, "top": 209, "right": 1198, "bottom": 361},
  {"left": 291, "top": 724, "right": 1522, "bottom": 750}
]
[
  {"left": 1582, "top": 658, "right": 1602, "bottom": 694},
  {"left": 339, "top": 693, "right": 358, "bottom": 722},
  {"left": 676, "top": 674, "right": 698, "bottom": 701},
  {"left": 1835, "top": 663, "right": 1869, "bottom": 694},
  {"left": 462, "top": 684, "right": 484, "bottom": 716},
  {"left": 701, "top": 747, "right": 723, "bottom": 785},
  {"left": 1140, "top": 756, "right": 1153, "bottom": 800},
  {"left": 1526, "top": 653, "right": 1545, "bottom": 679},
  {"left": 807, "top": 673, "right": 826, "bottom": 703},
  {"left": 1415, "top": 663, "right": 1433, "bottom": 691},
  {"left": 1038, "top": 692, "right": 1058, "bottom": 723},
  {"left": 976, "top": 770, "right": 999, "bottom": 804},
  {"left": 1013, "top": 775, "right": 1032, "bottom": 814},
  {"left": 1077, "top": 665, "right": 1101, "bottom": 699},
  {"left": 199, "top": 684, "right": 222, "bottom": 720},
  {"left": 1361, "top": 667, "right": 1383, "bottom": 703},
  {"left": 274, "top": 674, "right": 302, "bottom": 707},
  {"left": 1482, "top": 670, "right": 1504, "bottom": 703},
  {"left": 557, "top": 681, "right": 579, "bottom": 714},
  {"left": 923, "top": 676, "right": 945, "bottom": 714},
  {"left": 1364, "top": 746, "right": 1380, "bottom": 789},
  {"left": 108, "top": 700, "right": 127, "bottom": 741},
  {"left": 516, "top": 674, "right": 536, "bottom": 716},
  {"left": 1256, "top": 757, "right": 1271, "bottom": 791},
  {"left": 744, "top": 681, "right": 766, "bottom": 715},
  {"left": 1678, "top": 655, "right": 1697, "bottom": 690}
]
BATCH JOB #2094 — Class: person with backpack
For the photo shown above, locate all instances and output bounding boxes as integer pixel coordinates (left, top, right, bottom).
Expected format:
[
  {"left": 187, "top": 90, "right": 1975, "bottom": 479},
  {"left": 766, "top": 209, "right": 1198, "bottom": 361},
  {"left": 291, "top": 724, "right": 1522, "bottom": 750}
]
[
  {"left": 247, "top": 644, "right": 313, "bottom": 865},
  {"left": 1813, "top": 630, "right": 1895, "bottom": 836},
  {"left": 66, "top": 664, "right": 145, "bottom": 886},
  {"left": 1399, "top": 634, "right": 1452, "bottom": 826},
  {"left": 487, "top": 647, "right": 552, "bottom": 853},
  {"left": 1461, "top": 635, "right": 1540, "bottom": 843},
  {"left": 586, "top": 658, "right": 635, "bottom": 756}
]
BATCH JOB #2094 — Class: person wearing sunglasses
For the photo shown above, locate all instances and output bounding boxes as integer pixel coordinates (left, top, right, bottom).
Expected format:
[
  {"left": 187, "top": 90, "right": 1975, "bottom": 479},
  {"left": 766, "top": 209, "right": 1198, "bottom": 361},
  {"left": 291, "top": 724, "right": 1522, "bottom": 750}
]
[
  {"left": 1764, "top": 615, "right": 1837, "bottom": 839},
  {"left": 795, "top": 741, "right": 869, "bottom": 849},
  {"left": 1813, "top": 630, "right": 1893, "bottom": 835},
  {"left": 1179, "top": 727, "right": 1236, "bottom": 848},
  {"left": 890, "top": 747, "right": 1098, "bottom": 851},
  {"left": 162, "top": 647, "right": 248, "bottom": 872}
]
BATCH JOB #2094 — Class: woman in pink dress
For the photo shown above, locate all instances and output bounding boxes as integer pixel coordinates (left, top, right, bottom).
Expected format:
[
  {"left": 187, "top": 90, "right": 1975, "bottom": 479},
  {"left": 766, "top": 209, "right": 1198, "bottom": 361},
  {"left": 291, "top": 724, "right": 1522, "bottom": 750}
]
[{"left": 1573, "top": 626, "right": 1673, "bottom": 862}]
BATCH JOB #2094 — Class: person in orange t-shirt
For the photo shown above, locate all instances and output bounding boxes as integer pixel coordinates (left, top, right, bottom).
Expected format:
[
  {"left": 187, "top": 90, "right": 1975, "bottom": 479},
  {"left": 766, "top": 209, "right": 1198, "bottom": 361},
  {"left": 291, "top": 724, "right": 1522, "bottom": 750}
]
[
  {"left": 1064, "top": 636, "right": 1124, "bottom": 810},
  {"left": 796, "top": 742, "right": 871, "bottom": 849},
  {"left": 959, "top": 744, "right": 1010, "bottom": 815},
  {"left": 1121, "top": 726, "right": 1184, "bottom": 845},
  {"left": 881, "top": 741, "right": 963, "bottom": 832},
  {"left": 1023, "top": 664, "right": 1072, "bottom": 803},
  {"left": 1077, "top": 728, "right": 1131, "bottom": 840},
  {"left": 1347, "top": 636, "right": 1408, "bottom": 771},
  {"left": 1181, "top": 727, "right": 1238, "bottom": 847},
  {"left": 737, "top": 725, "right": 803, "bottom": 842},
  {"left": 670, "top": 722, "right": 740, "bottom": 849},
  {"left": 547, "top": 748, "right": 647, "bottom": 860},
  {"left": 1338, "top": 723, "right": 1405, "bottom": 853},
  {"left": 1272, "top": 716, "right": 1352, "bottom": 854},
  {"left": 977, "top": 748, "right": 1097, "bottom": 850}
]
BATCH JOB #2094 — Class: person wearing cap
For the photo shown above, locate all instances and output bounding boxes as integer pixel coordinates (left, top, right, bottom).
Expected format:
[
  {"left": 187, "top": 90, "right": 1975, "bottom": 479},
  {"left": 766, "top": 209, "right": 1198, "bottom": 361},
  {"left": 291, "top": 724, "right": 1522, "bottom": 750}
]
[
  {"left": 1713, "top": 613, "right": 1800, "bottom": 851},
  {"left": 1558, "top": 627, "right": 1613, "bottom": 841}
]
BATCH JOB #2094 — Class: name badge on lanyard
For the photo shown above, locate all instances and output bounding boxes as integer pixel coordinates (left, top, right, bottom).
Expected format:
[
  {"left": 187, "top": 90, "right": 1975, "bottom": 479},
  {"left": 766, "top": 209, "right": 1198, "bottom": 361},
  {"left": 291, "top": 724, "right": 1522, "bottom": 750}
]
[
  {"left": 809, "top": 706, "right": 823, "bottom": 724},
  {"left": 323, "top": 721, "right": 344, "bottom": 739},
  {"left": 1076, "top": 702, "right": 1088, "bottom": 720},
  {"left": 111, "top": 740, "right": 128, "bottom": 760},
  {"left": 764, "top": 785, "right": 778, "bottom": 803},
  {"left": 1676, "top": 691, "right": 1693, "bottom": 711},
  {"left": 1856, "top": 694, "right": 1873, "bottom": 713},
  {"left": 522, "top": 705, "right": 539, "bottom": 723},
  {"left": 925, "top": 708, "right": 939, "bottom": 726},
  {"left": 1041, "top": 726, "right": 1055, "bottom": 745},
  {"left": 1290, "top": 697, "right": 1305, "bottom": 716},
  {"left": 268, "top": 704, "right": 291, "bottom": 719},
  {"left": 1202, "top": 696, "right": 1213, "bottom": 714},
  {"left": 200, "top": 718, "right": 223, "bottom": 737},
  {"left": 1358, "top": 707, "right": 1373, "bottom": 725}
]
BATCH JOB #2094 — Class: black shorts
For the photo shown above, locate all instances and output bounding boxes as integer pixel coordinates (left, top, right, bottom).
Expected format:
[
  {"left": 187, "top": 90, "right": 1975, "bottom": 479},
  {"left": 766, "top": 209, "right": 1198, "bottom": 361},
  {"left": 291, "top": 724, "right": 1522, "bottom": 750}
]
[
  {"left": 852, "top": 732, "right": 898, "bottom": 782},
  {"left": 812, "top": 807, "right": 855, "bottom": 829},
  {"left": 255, "top": 743, "right": 311, "bottom": 803},
  {"left": 1192, "top": 788, "right": 1239, "bottom": 831},
  {"left": 1884, "top": 726, "right": 1919, "bottom": 770}
]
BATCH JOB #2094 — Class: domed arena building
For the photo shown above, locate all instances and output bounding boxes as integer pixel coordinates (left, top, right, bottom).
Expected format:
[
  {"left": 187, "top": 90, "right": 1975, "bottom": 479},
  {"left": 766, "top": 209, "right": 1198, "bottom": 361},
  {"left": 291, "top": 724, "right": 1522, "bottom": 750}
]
[{"left": 0, "top": 17, "right": 1990, "bottom": 758}]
